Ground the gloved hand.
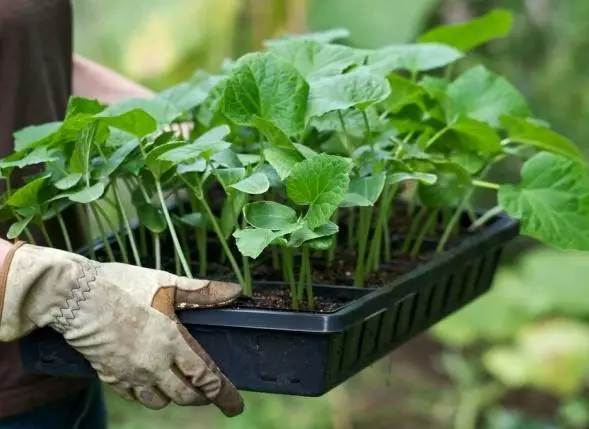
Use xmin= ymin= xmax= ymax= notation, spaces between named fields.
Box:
xmin=0 ymin=241 xmax=244 ymax=417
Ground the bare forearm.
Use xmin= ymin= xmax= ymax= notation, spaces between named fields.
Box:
xmin=72 ymin=54 xmax=154 ymax=104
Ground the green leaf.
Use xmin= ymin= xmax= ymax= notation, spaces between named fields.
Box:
xmin=501 ymin=116 xmax=585 ymax=162
xmin=159 ymin=125 xmax=232 ymax=163
xmin=418 ymin=9 xmax=513 ymax=52
xmin=100 ymin=138 xmax=140 ymax=177
xmin=136 ymin=202 xmax=166 ymax=234
xmin=418 ymin=162 xmax=471 ymax=207
xmin=312 ymin=107 xmax=382 ymax=138
xmin=158 ymin=81 xmax=208 ymax=113
xmin=230 ymin=172 xmax=270 ymax=195
xmin=388 ymin=172 xmax=437 ymax=185
xmin=215 ymin=168 xmax=246 ymax=189
xmin=263 ymin=147 xmax=304 ymax=180
xmin=0 ymin=147 xmax=59 ymax=170
xmin=145 ymin=142 xmax=184 ymax=180
xmin=7 ymin=175 xmax=49 ymax=207
xmin=178 ymin=212 xmax=206 ymax=228
xmin=288 ymin=222 xmax=339 ymax=247
xmin=251 ymin=116 xmax=293 ymax=149
xmin=446 ymin=65 xmax=530 ymax=128
xmin=13 ymin=122 xmax=62 ymax=152
xmin=70 ymin=122 xmax=103 ymax=176
xmin=340 ymin=173 xmax=386 ymax=207
xmin=366 ymin=43 xmax=463 ymax=75
xmin=220 ymin=192 xmax=248 ymax=239
xmin=307 ymin=66 xmax=391 ymax=119
xmin=99 ymin=97 xmax=181 ymax=129
xmin=382 ymin=75 xmax=426 ymax=113
xmin=7 ymin=216 xmax=34 ymax=240
xmin=268 ymin=39 xmax=366 ymax=79
xmin=243 ymin=201 xmax=298 ymax=230
xmin=197 ymin=78 xmax=228 ymax=127
xmin=264 ymin=28 xmax=350 ymax=47
xmin=447 ymin=116 xmax=503 ymax=155
xmin=65 ymin=97 xmax=106 ymax=118
xmin=68 ymin=182 xmax=106 ymax=204
xmin=233 ymin=228 xmax=282 ymax=259
xmin=55 ymin=173 xmax=83 ymax=190
xmin=286 ymin=154 xmax=350 ymax=228
xmin=222 ymin=52 xmax=309 ymax=136
xmin=498 ymin=152 xmax=589 ymax=251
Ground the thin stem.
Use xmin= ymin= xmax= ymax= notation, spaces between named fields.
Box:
xmin=424 ymin=126 xmax=449 ymax=149
xmin=361 ymin=110 xmax=371 ymax=144
xmin=154 ymin=233 xmax=161 ymax=270
xmin=297 ymin=249 xmax=307 ymax=301
xmin=327 ymin=210 xmax=338 ymax=265
xmin=156 ymin=181 xmax=192 ymax=278
xmin=365 ymin=185 xmax=397 ymax=271
xmin=303 ymin=246 xmax=314 ymax=310
xmin=468 ymin=205 xmax=503 ymax=232
xmin=111 ymin=180 xmax=142 ymax=266
xmin=93 ymin=202 xmax=129 ymax=264
xmin=90 ymin=204 xmax=116 ymax=262
xmin=82 ymin=206 xmax=96 ymax=260
xmin=175 ymin=249 xmax=181 ymax=275
xmin=402 ymin=206 xmax=428 ymax=253
xmin=410 ymin=210 xmax=438 ymax=259
xmin=241 ymin=216 xmax=252 ymax=295
xmin=271 ymin=247 xmax=280 ymax=271
xmin=436 ymin=193 xmax=472 ymax=253
xmin=347 ymin=209 xmax=356 ymax=249
xmin=471 ymin=179 xmax=500 ymax=191
xmin=354 ymin=207 xmax=373 ymax=287
xmin=197 ymin=228 xmax=207 ymax=276
xmin=56 ymin=211 xmax=73 ymax=252
xmin=337 ymin=110 xmax=353 ymax=155
xmin=181 ymin=177 xmax=246 ymax=289
xmin=175 ymin=189 xmax=191 ymax=264
xmin=38 ymin=221 xmax=54 ymax=248
xmin=284 ymin=248 xmax=298 ymax=310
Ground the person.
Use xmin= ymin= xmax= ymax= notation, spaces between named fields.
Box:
xmin=0 ymin=1 xmax=244 ymax=427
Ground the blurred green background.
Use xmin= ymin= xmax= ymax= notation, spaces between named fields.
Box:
xmin=71 ymin=1 xmax=589 ymax=428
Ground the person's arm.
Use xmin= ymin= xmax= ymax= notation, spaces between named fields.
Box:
xmin=72 ymin=54 xmax=154 ymax=103
xmin=0 ymin=237 xmax=244 ymax=416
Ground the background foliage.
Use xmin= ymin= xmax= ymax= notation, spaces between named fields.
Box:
xmin=71 ymin=0 xmax=589 ymax=427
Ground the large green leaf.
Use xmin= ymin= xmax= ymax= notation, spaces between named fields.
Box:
xmin=243 ymin=201 xmax=299 ymax=230
xmin=499 ymin=152 xmax=589 ymax=251
xmin=366 ymin=43 xmax=463 ymax=75
xmin=251 ymin=116 xmax=293 ymax=149
xmin=263 ymin=147 xmax=304 ymax=180
xmin=159 ymin=126 xmax=232 ymax=163
xmin=286 ymin=153 xmax=350 ymax=228
xmin=268 ymin=39 xmax=366 ymax=79
xmin=158 ymin=81 xmax=209 ymax=113
xmin=418 ymin=162 xmax=471 ymax=207
xmin=264 ymin=28 xmax=350 ymax=47
xmin=501 ymin=116 xmax=585 ymax=162
xmin=307 ymin=66 xmax=391 ymax=119
xmin=446 ymin=65 xmax=530 ymax=128
xmin=55 ymin=173 xmax=83 ymax=190
xmin=288 ymin=222 xmax=339 ymax=247
xmin=70 ymin=122 xmax=105 ymax=176
xmin=446 ymin=116 xmax=503 ymax=155
xmin=98 ymin=108 xmax=157 ymax=138
xmin=99 ymin=98 xmax=181 ymax=130
xmin=7 ymin=175 xmax=50 ymax=208
xmin=145 ymin=142 xmax=184 ymax=180
xmin=381 ymin=75 xmax=426 ymax=113
xmin=7 ymin=216 xmax=34 ymax=240
xmin=0 ymin=147 xmax=59 ymax=170
xmin=230 ymin=172 xmax=270 ymax=195
xmin=418 ymin=9 xmax=513 ymax=52
xmin=222 ymin=52 xmax=309 ymax=136
xmin=136 ymin=202 xmax=167 ymax=234
xmin=312 ymin=107 xmax=382 ymax=138
xmin=13 ymin=122 xmax=62 ymax=152
xmin=68 ymin=182 xmax=106 ymax=204
xmin=233 ymin=228 xmax=282 ymax=259
xmin=100 ymin=138 xmax=140 ymax=177
xmin=340 ymin=173 xmax=386 ymax=207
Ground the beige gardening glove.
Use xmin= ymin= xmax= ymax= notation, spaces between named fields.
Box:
xmin=0 ymin=242 xmax=244 ymax=416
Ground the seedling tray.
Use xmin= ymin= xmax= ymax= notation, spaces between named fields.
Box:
xmin=19 ymin=214 xmax=518 ymax=396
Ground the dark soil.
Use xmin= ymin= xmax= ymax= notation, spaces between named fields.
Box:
xmin=233 ymin=287 xmax=352 ymax=313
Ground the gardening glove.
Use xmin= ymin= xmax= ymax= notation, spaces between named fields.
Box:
xmin=0 ymin=241 xmax=244 ymax=417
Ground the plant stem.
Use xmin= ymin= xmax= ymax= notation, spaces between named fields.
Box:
xmin=436 ymin=194 xmax=471 ymax=253
xmin=468 ymin=205 xmax=503 ymax=231
xmin=402 ymin=205 xmax=428 ymax=253
xmin=82 ymin=206 xmax=96 ymax=260
xmin=284 ymin=247 xmax=298 ymax=310
xmin=410 ymin=210 xmax=438 ymax=259
xmin=111 ymin=180 xmax=142 ymax=266
xmin=361 ymin=110 xmax=371 ymax=144
xmin=471 ymin=179 xmax=500 ymax=191
xmin=271 ymin=247 xmax=280 ymax=271
xmin=347 ymin=209 xmax=356 ymax=249
xmin=327 ymin=209 xmax=338 ymax=265
xmin=155 ymin=181 xmax=192 ymax=278
xmin=337 ymin=110 xmax=353 ymax=155
xmin=154 ymin=233 xmax=161 ymax=270
xmin=354 ymin=207 xmax=373 ymax=287
xmin=175 ymin=189 xmax=191 ymax=264
xmin=56 ymin=211 xmax=73 ymax=252
xmin=37 ymin=220 xmax=53 ymax=248
xmin=303 ymin=246 xmax=314 ymax=310
xmin=181 ymin=176 xmax=247 ymax=289
xmin=93 ymin=202 xmax=129 ymax=264
xmin=424 ymin=126 xmax=449 ymax=148
xmin=240 ymin=216 xmax=253 ymax=295
xmin=365 ymin=185 xmax=397 ymax=271
xmin=297 ymin=249 xmax=307 ymax=301
xmin=89 ymin=204 xmax=116 ymax=262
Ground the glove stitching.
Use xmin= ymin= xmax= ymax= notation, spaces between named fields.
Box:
xmin=53 ymin=260 xmax=100 ymax=332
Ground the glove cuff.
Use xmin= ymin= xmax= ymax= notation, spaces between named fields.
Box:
xmin=0 ymin=241 xmax=27 ymax=328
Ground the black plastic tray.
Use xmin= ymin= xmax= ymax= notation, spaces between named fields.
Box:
xmin=19 ymin=214 xmax=519 ymax=396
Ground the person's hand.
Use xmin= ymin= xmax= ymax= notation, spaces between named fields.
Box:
xmin=0 ymin=241 xmax=244 ymax=416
